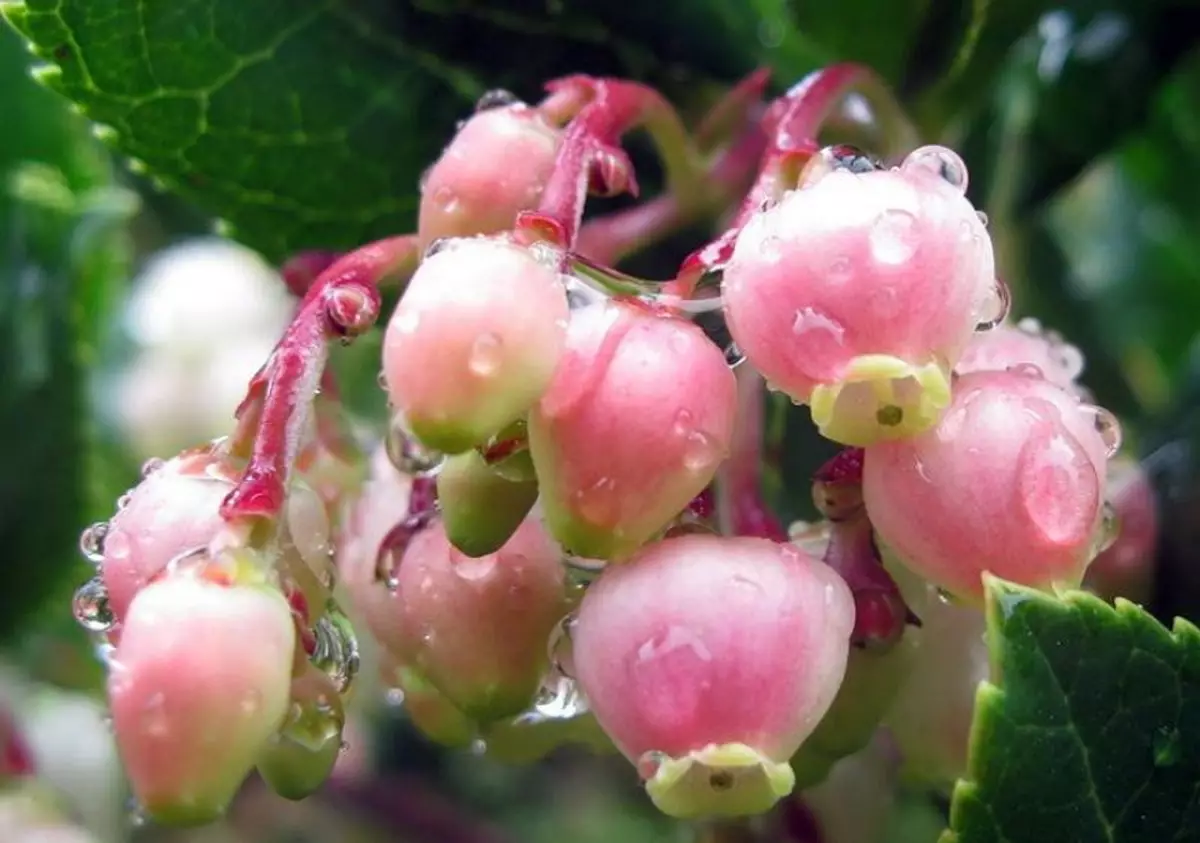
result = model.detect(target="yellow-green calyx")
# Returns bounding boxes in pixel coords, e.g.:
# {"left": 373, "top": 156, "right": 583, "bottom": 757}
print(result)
{"left": 809, "top": 354, "right": 952, "bottom": 446}
{"left": 642, "top": 742, "right": 795, "bottom": 819}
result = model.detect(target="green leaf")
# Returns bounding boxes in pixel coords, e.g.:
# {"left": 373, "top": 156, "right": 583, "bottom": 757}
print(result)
{"left": 0, "top": 0, "right": 771, "bottom": 261}
{"left": 943, "top": 578, "right": 1200, "bottom": 843}
{"left": 0, "top": 25, "right": 138, "bottom": 644}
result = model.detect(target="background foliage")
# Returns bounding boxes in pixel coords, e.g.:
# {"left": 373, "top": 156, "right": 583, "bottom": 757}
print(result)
{"left": 2, "top": 1, "right": 1200, "bottom": 842}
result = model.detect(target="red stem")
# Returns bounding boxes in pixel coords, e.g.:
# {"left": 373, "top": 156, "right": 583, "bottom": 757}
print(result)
{"left": 516, "top": 76, "right": 694, "bottom": 252}
{"left": 221, "top": 236, "right": 419, "bottom": 523}
{"left": 717, "top": 367, "right": 787, "bottom": 541}
{"left": 667, "top": 63, "right": 896, "bottom": 299}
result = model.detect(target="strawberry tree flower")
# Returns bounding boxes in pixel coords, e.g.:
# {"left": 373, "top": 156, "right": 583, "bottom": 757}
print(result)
{"left": 573, "top": 534, "right": 854, "bottom": 818}
{"left": 722, "top": 145, "right": 1000, "bottom": 446}
{"left": 862, "top": 368, "right": 1119, "bottom": 603}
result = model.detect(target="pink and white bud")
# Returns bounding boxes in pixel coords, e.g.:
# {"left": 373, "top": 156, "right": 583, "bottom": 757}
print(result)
{"left": 955, "top": 317, "right": 1086, "bottom": 394}
{"left": 108, "top": 571, "right": 294, "bottom": 825}
{"left": 351, "top": 517, "right": 567, "bottom": 722}
{"left": 418, "top": 105, "right": 561, "bottom": 250}
{"left": 573, "top": 534, "right": 854, "bottom": 818}
{"left": 529, "top": 299, "right": 736, "bottom": 559}
{"left": 722, "top": 146, "right": 998, "bottom": 446}
{"left": 382, "top": 237, "right": 569, "bottom": 453}
{"left": 97, "top": 448, "right": 331, "bottom": 624}
{"left": 862, "top": 368, "right": 1116, "bottom": 603}
{"left": 885, "top": 598, "right": 989, "bottom": 790}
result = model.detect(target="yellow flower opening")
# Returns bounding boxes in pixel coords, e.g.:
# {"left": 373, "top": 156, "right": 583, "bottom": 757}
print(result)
{"left": 644, "top": 742, "right": 795, "bottom": 819}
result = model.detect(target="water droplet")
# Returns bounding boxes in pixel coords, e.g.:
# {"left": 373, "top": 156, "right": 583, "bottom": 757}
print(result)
{"left": 869, "top": 209, "right": 919, "bottom": 264}
{"left": 452, "top": 554, "right": 497, "bottom": 581}
{"left": 384, "top": 687, "right": 406, "bottom": 708}
{"left": 723, "top": 342, "right": 746, "bottom": 369}
{"left": 470, "top": 738, "right": 488, "bottom": 756}
{"left": 1010, "top": 362, "right": 1046, "bottom": 380}
{"left": 279, "top": 695, "right": 344, "bottom": 754}
{"left": 1093, "top": 499, "right": 1120, "bottom": 556}
{"left": 826, "top": 255, "right": 853, "bottom": 284}
{"left": 422, "top": 237, "right": 453, "bottom": 260}
{"left": 682, "top": 429, "right": 720, "bottom": 473}
{"left": 115, "top": 491, "right": 133, "bottom": 511}
{"left": 547, "top": 613, "right": 578, "bottom": 679}
{"left": 791, "top": 307, "right": 846, "bottom": 344}
{"left": 474, "top": 88, "right": 521, "bottom": 112}
{"left": 637, "top": 750, "right": 668, "bottom": 781}
{"left": 385, "top": 416, "right": 444, "bottom": 476}
{"left": 975, "top": 280, "right": 1012, "bottom": 331}
{"left": 757, "top": 235, "right": 784, "bottom": 264}
{"left": 518, "top": 672, "right": 590, "bottom": 724}
{"left": 139, "top": 457, "right": 165, "bottom": 478}
{"left": 431, "top": 186, "right": 460, "bottom": 214}
{"left": 73, "top": 577, "right": 114, "bottom": 632}
{"left": 976, "top": 210, "right": 990, "bottom": 228}
{"left": 935, "top": 587, "right": 955, "bottom": 605}
{"left": 636, "top": 624, "right": 713, "bottom": 665}
{"left": 310, "top": 600, "right": 360, "bottom": 694}
{"left": 78, "top": 522, "right": 110, "bottom": 564}
{"left": 128, "top": 801, "right": 147, "bottom": 828}
{"left": 902, "top": 145, "right": 969, "bottom": 194}
{"left": 468, "top": 332, "right": 504, "bottom": 377}
{"left": 1080, "top": 404, "right": 1122, "bottom": 457}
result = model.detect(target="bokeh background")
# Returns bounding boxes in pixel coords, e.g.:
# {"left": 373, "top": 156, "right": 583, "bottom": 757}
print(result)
{"left": 3, "top": 2, "right": 1200, "bottom": 841}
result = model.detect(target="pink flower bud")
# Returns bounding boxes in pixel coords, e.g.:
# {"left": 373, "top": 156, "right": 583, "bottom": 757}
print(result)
{"left": 722, "top": 147, "right": 999, "bottom": 446}
{"left": 108, "top": 572, "right": 294, "bottom": 825}
{"left": 418, "top": 105, "right": 560, "bottom": 250}
{"left": 573, "top": 534, "right": 854, "bottom": 818}
{"left": 955, "top": 317, "right": 1085, "bottom": 393}
{"left": 382, "top": 237, "right": 569, "bottom": 453}
{"left": 352, "top": 517, "right": 567, "bottom": 722}
{"left": 529, "top": 299, "right": 736, "bottom": 559}
{"left": 862, "top": 369, "right": 1116, "bottom": 603}
{"left": 885, "top": 598, "right": 988, "bottom": 789}
{"left": 96, "top": 449, "right": 332, "bottom": 623}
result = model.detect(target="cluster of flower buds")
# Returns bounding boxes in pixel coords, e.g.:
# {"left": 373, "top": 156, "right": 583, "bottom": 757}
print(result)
{"left": 69, "top": 62, "right": 1141, "bottom": 826}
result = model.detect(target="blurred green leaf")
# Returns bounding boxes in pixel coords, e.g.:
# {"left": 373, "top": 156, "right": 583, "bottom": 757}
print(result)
{"left": 0, "top": 26, "right": 137, "bottom": 643}
{"left": 944, "top": 579, "right": 1200, "bottom": 843}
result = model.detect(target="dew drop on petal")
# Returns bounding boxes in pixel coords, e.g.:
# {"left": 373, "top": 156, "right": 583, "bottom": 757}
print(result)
{"left": 546, "top": 613, "right": 579, "bottom": 679}
{"left": 1079, "top": 404, "right": 1122, "bottom": 457}
{"left": 474, "top": 88, "right": 521, "bottom": 112}
{"left": 310, "top": 600, "right": 361, "bottom": 694}
{"left": 73, "top": 577, "right": 114, "bottom": 632}
{"left": 976, "top": 210, "right": 990, "bottom": 228}
{"left": 637, "top": 750, "right": 669, "bottom": 781}
{"left": 115, "top": 491, "right": 133, "bottom": 511}
{"left": 78, "top": 522, "right": 109, "bottom": 564}
{"left": 1093, "top": 499, "right": 1120, "bottom": 556}
{"left": 451, "top": 553, "right": 498, "bottom": 581}
{"left": 902, "top": 145, "right": 969, "bottom": 194}
{"left": 869, "top": 210, "right": 919, "bottom": 264}
{"left": 975, "top": 280, "right": 1012, "bottom": 331}
{"left": 468, "top": 332, "right": 504, "bottom": 377}
{"left": 385, "top": 416, "right": 444, "bottom": 476}
{"left": 384, "top": 687, "right": 406, "bottom": 708}
{"left": 140, "top": 457, "right": 165, "bottom": 478}
{"left": 791, "top": 307, "right": 846, "bottom": 344}
{"left": 723, "top": 341, "right": 746, "bottom": 369}
{"left": 1010, "top": 362, "right": 1047, "bottom": 380}
{"left": 523, "top": 672, "right": 589, "bottom": 723}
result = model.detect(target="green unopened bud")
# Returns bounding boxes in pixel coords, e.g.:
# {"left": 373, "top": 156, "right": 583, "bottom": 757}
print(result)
{"left": 437, "top": 449, "right": 538, "bottom": 557}
{"left": 256, "top": 665, "right": 345, "bottom": 800}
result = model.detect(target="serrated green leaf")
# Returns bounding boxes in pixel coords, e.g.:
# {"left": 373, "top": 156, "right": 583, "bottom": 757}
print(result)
{"left": 943, "top": 578, "right": 1200, "bottom": 843}
{"left": 1, "top": 0, "right": 770, "bottom": 260}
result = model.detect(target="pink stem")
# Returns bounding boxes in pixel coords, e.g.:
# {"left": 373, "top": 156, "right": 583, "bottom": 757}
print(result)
{"left": 666, "top": 63, "right": 898, "bottom": 299}
{"left": 813, "top": 449, "right": 918, "bottom": 649}
{"left": 716, "top": 366, "right": 787, "bottom": 541}
{"left": 516, "top": 76, "right": 698, "bottom": 252}
{"left": 221, "top": 236, "right": 420, "bottom": 523}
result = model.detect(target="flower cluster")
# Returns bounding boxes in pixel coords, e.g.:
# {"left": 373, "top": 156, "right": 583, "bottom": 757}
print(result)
{"left": 69, "top": 64, "right": 1138, "bottom": 827}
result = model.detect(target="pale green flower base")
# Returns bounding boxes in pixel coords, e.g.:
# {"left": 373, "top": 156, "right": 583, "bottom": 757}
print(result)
{"left": 644, "top": 743, "right": 795, "bottom": 819}
{"left": 809, "top": 354, "right": 952, "bottom": 446}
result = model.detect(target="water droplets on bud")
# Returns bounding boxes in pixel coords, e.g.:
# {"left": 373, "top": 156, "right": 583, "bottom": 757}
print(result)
{"left": 1080, "top": 404, "right": 1122, "bottom": 457}
{"left": 468, "top": 332, "right": 504, "bottom": 377}
{"left": 310, "top": 600, "right": 360, "bottom": 694}
{"left": 451, "top": 553, "right": 498, "bottom": 581}
{"left": 902, "top": 145, "right": 969, "bottom": 194}
{"left": 278, "top": 695, "right": 344, "bottom": 754}
{"left": 139, "top": 457, "right": 165, "bottom": 478}
{"left": 470, "top": 737, "right": 488, "bottom": 756}
{"left": 637, "top": 750, "right": 669, "bottom": 781}
{"left": 976, "top": 210, "right": 990, "bottom": 228}
{"left": 869, "top": 209, "right": 919, "bottom": 264}
{"left": 547, "top": 613, "right": 579, "bottom": 679}
{"left": 1092, "top": 499, "right": 1120, "bottom": 557}
{"left": 386, "top": 416, "right": 444, "bottom": 477}
{"left": 73, "top": 576, "right": 114, "bottom": 632}
{"left": 430, "top": 186, "right": 460, "bottom": 215}
{"left": 115, "top": 491, "right": 134, "bottom": 511}
{"left": 79, "top": 521, "right": 110, "bottom": 564}
{"left": 474, "top": 88, "right": 521, "bottom": 112}
{"left": 1010, "top": 362, "right": 1047, "bottom": 380}
{"left": 422, "top": 237, "right": 455, "bottom": 260}
{"left": 975, "top": 280, "right": 1012, "bottom": 331}
{"left": 723, "top": 342, "right": 746, "bottom": 369}
{"left": 384, "top": 687, "right": 406, "bottom": 708}
{"left": 513, "top": 672, "right": 590, "bottom": 726}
